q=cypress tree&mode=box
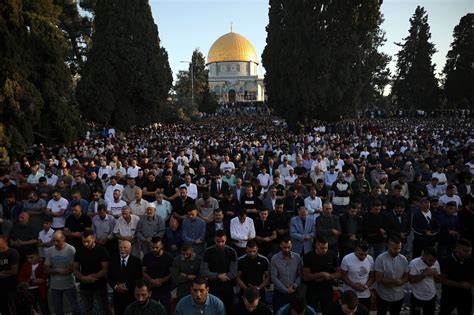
[55,0,93,75]
[443,13,474,107]
[391,6,440,110]
[0,0,83,155]
[76,0,172,128]
[263,0,386,123]
[190,49,217,113]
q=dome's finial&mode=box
[230,21,233,32]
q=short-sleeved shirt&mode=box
[142,251,174,293]
[74,244,110,290]
[65,214,92,248]
[38,228,54,258]
[374,251,408,301]
[440,253,474,294]
[46,243,76,290]
[238,254,269,286]
[47,197,69,228]
[408,257,440,301]
[0,248,20,288]
[107,199,127,218]
[303,250,338,290]
[341,253,374,298]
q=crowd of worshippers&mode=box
[0,112,473,315]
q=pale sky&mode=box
[149,0,473,81]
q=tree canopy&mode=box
[0,0,83,156]
[76,0,172,129]
[443,13,474,107]
[391,6,440,110]
[262,0,389,124]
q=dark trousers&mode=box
[306,286,332,314]
[151,290,171,315]
[80,286,110,315]
[209,281,234,313]
[0,285,16,315]
[376,294,403,315]
[273,289,293,314]
[30,288,51,315]
[113,291,135,315]
[359,296,371,311]
[409,294,436,315]
[440,289,472,315]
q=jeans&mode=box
[80,286,110,315]
[51,287,82,315]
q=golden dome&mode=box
[207,32,258,64]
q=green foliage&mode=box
[76,0,172,129]
[54,0,93,75]
[262,0,389,124]
[0,0,83,155]
[173,49,217,115]
[391,6,440,110]
[443,13,474,107]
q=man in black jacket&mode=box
[385,201,411,255]
[412,197,440,258]
[108,240,142,315]
[339,204,363,259]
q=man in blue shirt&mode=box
[175,276,226,315]
[181,206,206,255]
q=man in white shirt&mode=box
[432,166,448,186]
[129,188,148,217]
[230,208,256,257]
[341,241,375,311]
[219,155,235,174]
[278,159,293,178]
[408,246,441,315]
[426,177,446,199]
[113,206,140,257]
[27,164,44,185]
[438,184,462,209]
[126,159,141,179]
[304,188,323,217]
[104,176,124,205]
[98,161,112,180]
[45,168,58,186]
[107,189,127,218]
[374,236,409,315]
[46,190,69,230]
[38,218,54,259]
[180,174,198,200]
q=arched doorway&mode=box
[228,89,236,103]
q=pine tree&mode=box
[0,0,83,155]
[76,0,172,128]
[391,6,440,110]
[443,13,474,107]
